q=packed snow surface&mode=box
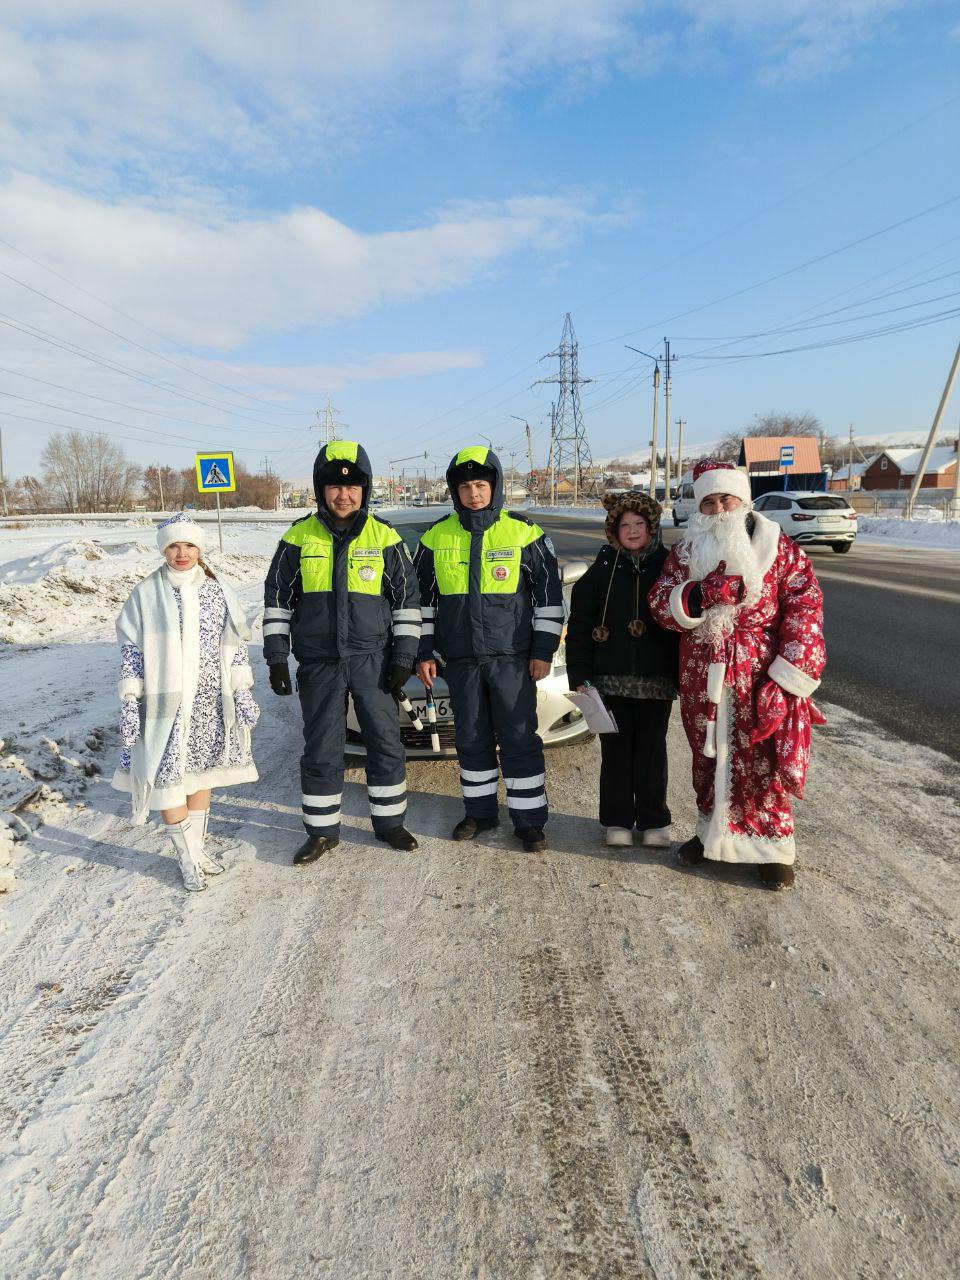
[0,520,958,1278]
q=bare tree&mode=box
[11,475,46,513]
[748,411,821,438]
[40,431,140,512]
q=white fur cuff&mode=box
[669,582,704,630]
[118,677,144,700]
[769,653,819,698]
[230,664,255,691]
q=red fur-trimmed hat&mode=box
[692,458,751,506]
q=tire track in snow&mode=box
[520,944,762,1280]
[520,944,656,1278]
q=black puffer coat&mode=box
[566,543,679,691]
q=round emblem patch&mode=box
[358,565,376,581]
[493,564,509,581]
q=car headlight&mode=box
[552,624,567,676]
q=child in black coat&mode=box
[566,492,680,848]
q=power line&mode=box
[587,192,960,350]
[0,240,305,415]
[0,362,295,435]
[0,312,305,433]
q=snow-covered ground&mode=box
[1,523,958,1278]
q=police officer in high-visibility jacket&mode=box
[414,447,564,851]
[263,441,421,864]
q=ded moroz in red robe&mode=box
[648,513,826,866]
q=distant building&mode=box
[861,445,958,491]
[828,460,871,491]
[738,436,826,496]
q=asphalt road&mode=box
[540,513,960,763]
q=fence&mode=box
[840,491,957,520]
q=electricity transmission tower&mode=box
[315,397,347,445]
[535,313,595,504]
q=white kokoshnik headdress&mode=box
[156,511,207,553]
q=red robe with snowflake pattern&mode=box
[647,513,825,865]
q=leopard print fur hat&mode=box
[601,490,663,548]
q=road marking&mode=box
[817,570,959,604]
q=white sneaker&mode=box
[188,809,223,875]
[168,819,207,892]
[605,827,634,847]
[641,825,672,848]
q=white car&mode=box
[345,517,591,758]
[751,491,857,552]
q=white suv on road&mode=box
[752,491,857,553]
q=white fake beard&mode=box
[680,509,765,643]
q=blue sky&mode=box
[1,1,958,484]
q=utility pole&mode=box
[662,339,675,512]
[0,427,7,517]
[906,340,960,517]
[156,462,164,514]
[675,419,685,492]
[626,346,662,499]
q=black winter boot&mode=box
[514,826,547,853]
[378,826,419,851]
[758,863,795,891]
[293,834,338,865]
[677,835,705,866]
[452,816,499,841]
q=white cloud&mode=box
[0,1,927,188]
[0,175,613,349]
[203,350,485,395]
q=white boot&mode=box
[188,808,223,875]
[167,818,207,892]
[605,826,634,847]
[642,825,672,848]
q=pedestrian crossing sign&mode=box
[195,452,236,493]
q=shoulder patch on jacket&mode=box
[369,513,396,530]
[507,510,533,524]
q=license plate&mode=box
[412,699,453,721]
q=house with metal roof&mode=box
[737,436,826,496]
[861,445,958,491]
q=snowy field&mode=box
[1,522,959,1278]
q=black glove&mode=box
[269,662,293,696]
[386,663,413,698]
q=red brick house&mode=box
[861,445,958,491]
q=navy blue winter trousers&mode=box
[296,652,407,839]
[444,655,548,830]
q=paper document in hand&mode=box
[565,688,618,734]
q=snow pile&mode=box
[0,536,271,644]
[0,727,110,893]
[857,515,960,551]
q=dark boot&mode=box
[378,826,419,851]
[758,863,795,891]
[677,835,705,866]
[293,834,338,865]
[514,826,547,853]
[452,816,499,841]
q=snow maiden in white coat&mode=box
[112,513,260,891]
